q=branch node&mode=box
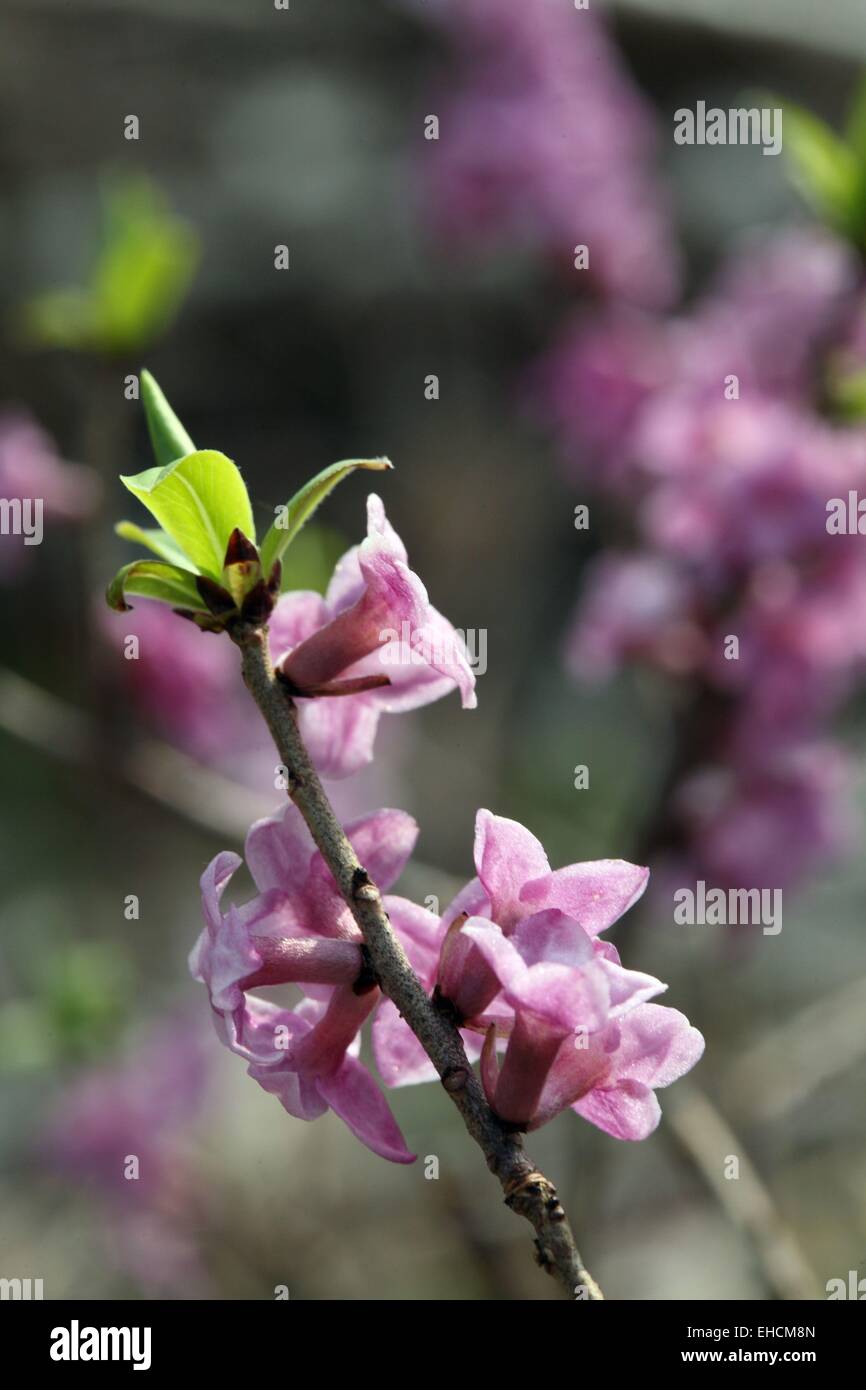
[351,865,379,903]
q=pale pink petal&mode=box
[521,859,649,936]
[572,1078,662,1141]
[198,850,242,934]
[247,1059,329,1123]
[372,999,440,1087]
[596,958,667,1018]
[344,809,418,889]
[510,909,595,968]
[317,1055,416,1163]
[244,805,311,895]
[606,1003,705,1088]
[372,998,483,1088]
[268,590,332,667]
[296,694,382,779]
[474,810,550,930]
[461,918,610,1034]
[384,895,443,982]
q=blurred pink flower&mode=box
[565,553,704,681]
[418,0,679,306]
[551,229,866,894]
[675,746,851,892]
[541,229,857,485]
[97,598,251,764]
[46,1016,211,1292]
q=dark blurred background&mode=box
[0,0,864,1300]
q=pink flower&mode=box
[273,494,476,776]
[375,810,649,1086]
[189,802,420,1162]
[376,810,701,1138]
[100,494,475,783]
[481,1001,704,1140]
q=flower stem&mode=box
[233,621,603,1300]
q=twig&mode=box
[233,622,603,1300]
[665,1081,822,1301]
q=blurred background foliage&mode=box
[0,0,865,1300]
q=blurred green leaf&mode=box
[277,522,348,594]
[845,73,866,163]
[827,360,866,420]
[40,944,130,1060]
[0,1002,56,1072]
[781,101,861,232]
[259,456,392,579]
[140,369,196,468]
[18,175,199,354]
[121,449,255,579]
[106,557,204,613]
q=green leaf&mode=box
[114,520,193,567]
[260,457,392,579]
[140,370,196,468]
[17,176,199,353]
[781,101,860,230]
[120,449,256,579]
[106,558,205,613]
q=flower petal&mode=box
[345,809,418,890]
[474,810,550,930]
[521,859,649,936]
[572,1077,662,1141]
[317,1054,416,1163]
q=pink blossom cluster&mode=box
[415,0,679,307]
[191,805,702,1160]
[168,496,703,1160]
[542,228,866,888]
